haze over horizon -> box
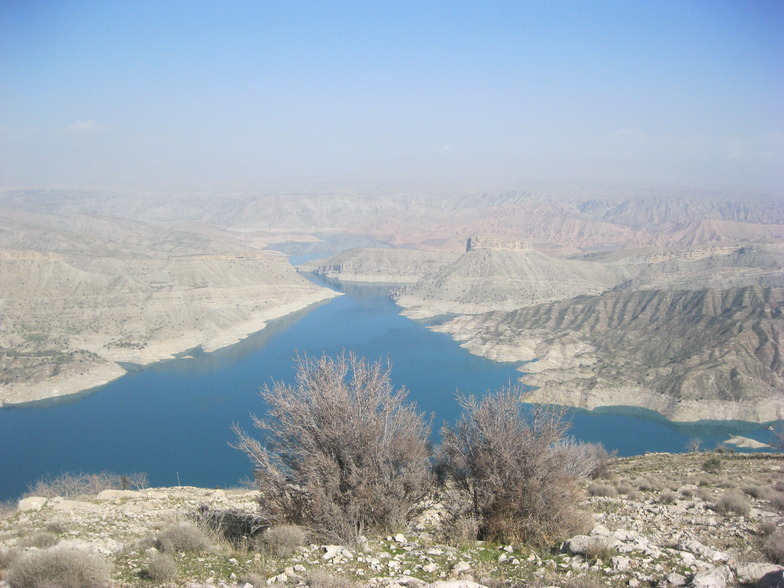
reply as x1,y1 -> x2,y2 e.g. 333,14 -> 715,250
1,1 -> 782,193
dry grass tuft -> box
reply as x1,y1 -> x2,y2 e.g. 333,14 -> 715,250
145,552 -> 177,582
156,522 -> 211,553
716,489 -> 751,516
262,525 -> 307,557
6,546 -> 110,588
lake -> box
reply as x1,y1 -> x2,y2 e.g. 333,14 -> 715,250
0,275 -> 773,501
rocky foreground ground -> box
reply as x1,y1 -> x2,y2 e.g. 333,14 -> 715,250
1,452 -> 783,587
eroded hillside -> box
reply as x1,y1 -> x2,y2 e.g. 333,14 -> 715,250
433,286 -> 784,422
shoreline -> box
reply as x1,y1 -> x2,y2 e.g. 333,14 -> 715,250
0,290 -> 340,407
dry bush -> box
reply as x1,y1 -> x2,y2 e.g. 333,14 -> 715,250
440,513 -> 481,548
763,530 -> 784,565
439,387 -> 590,547
615,483 -> 632,495
636,478 -> 663,492
744,485 -> 772,499
658,491 -> 678,505
6,546 -> 110,588
145,552 -> 177,582
234,353 -> 433,544
702,456 -> 722,474
579,537 -> 616,562
262,525 -> 307,557
716,489 -> 751,516
0,546 -> 20,570
193,505 -> 265,546
587,483 -> 617,498
563,577 -> 607,588
20,532 -> 59,549
680,487 -> 696,498
769,492 -> 784,513
553,439 -> 616,479
305,569 -> 357,588
626,490 -> 642,501
25,471 -> 148,498
156,522 -> 211,553
0,499 -> 17,520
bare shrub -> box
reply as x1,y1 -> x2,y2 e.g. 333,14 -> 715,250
758,520 -> 778,536
234,353 -> 433,543
193,505 -> 265,546
440,513 -> 481,548
636,478 -> 663,492
743,485 -> 770,499
763,529 -> 784,565
580,537 -> 616,562
769,492 -> 784,513
145,552 -> 177,582
679,487 -> 696,498
0,499 -> 17,520
156,522 -> 211,553
702,456 -> 722,474
716,489 -> 751,516
658,491 -> 678,505
20,532 -> 59,549
626,489 -> 642,501
0,546 -> 21,570
439,387 -> 590,546
686,437 -> 703,452
305,569 -> 357,588
553,439 -> 616,479
25,471 -> 148,498
563,577 -> 607,588
615,483 -> 632,495
262,525 -> 307,557
587,483 -> 617,498
7,546 -> 110,588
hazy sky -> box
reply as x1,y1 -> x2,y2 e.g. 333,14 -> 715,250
1,1 -> 782,192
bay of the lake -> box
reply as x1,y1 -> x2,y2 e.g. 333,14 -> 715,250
0,276 -> 773,500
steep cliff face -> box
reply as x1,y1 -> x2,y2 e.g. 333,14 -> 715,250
434,286 -> 784,422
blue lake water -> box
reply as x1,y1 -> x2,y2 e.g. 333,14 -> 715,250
0,276 -> 774,501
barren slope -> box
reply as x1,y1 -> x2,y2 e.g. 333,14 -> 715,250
434,286 -> 784,422
0,250 -> 337,405
392,247 -> 631,318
